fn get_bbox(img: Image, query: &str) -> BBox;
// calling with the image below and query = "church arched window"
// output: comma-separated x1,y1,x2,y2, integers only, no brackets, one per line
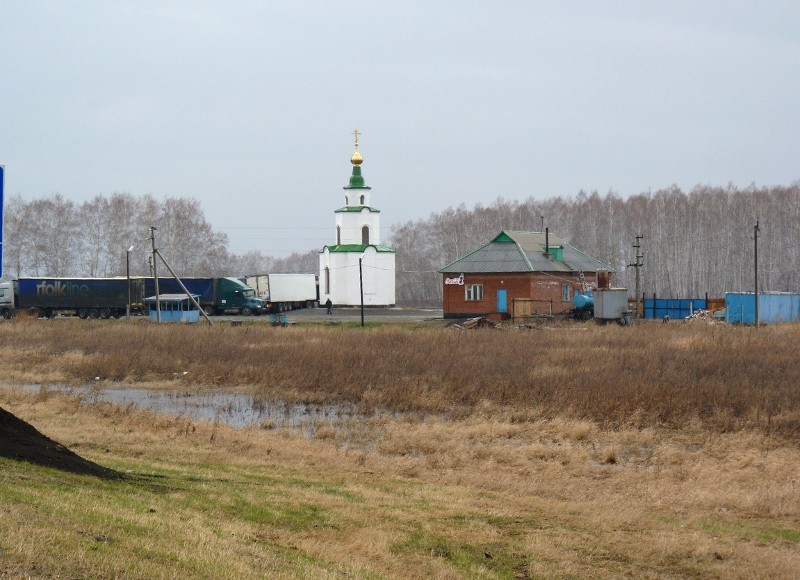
362,226,370,245
360,195,365,205
325,267,330,294
336,226,341,245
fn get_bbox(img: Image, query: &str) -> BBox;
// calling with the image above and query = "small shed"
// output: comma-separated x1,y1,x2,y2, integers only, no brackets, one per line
725,292,800,324
144,294,201,323
439,230,613,319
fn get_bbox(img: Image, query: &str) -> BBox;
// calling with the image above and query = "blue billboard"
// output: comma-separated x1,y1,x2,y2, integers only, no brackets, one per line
0,165,4,277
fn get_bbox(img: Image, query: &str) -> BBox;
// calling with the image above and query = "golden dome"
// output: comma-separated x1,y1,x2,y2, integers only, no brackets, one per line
350,128,363,165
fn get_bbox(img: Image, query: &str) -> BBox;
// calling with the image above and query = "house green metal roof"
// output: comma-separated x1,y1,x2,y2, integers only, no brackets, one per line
438,230,613,274
321,244,395,253
334,206,380,213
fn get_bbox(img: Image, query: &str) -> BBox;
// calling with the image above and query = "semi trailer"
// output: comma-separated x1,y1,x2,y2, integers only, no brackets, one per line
244,274,318,312
0,276,265,318
0,277,145,319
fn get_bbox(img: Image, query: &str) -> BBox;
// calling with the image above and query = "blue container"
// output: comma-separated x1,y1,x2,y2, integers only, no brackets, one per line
573,291,593,310
725,292,800,324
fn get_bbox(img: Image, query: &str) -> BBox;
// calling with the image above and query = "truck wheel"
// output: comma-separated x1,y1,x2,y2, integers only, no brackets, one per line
78,308,89,319
1,310,11,319
100,308,111,319
43,309,54,319
241,306,252,316
89,308,100,319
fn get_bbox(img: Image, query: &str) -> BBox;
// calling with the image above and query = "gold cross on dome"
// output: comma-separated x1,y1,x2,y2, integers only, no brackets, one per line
352,128,360,148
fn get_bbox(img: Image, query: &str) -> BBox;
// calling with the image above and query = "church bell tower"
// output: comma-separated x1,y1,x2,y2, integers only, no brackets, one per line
319,131,396,307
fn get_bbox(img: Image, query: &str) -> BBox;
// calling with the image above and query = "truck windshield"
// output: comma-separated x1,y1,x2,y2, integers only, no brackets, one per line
243,288,256,298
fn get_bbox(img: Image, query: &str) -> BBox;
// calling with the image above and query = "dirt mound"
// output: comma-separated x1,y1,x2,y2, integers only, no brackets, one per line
0,406,119,479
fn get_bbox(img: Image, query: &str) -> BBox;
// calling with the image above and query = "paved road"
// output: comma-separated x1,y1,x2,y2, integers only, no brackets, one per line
37,307,445,325
273,306,444,324
205,307,443,325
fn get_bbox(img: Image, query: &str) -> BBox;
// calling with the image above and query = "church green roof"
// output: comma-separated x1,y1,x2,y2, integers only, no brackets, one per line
344,166,371,190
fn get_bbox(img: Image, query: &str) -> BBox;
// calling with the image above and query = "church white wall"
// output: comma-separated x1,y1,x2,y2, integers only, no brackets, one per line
319,246,395,306
335,208,381,245
344,190,371,207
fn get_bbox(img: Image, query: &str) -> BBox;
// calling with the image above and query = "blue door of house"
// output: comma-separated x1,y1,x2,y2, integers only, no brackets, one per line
497,289,507,313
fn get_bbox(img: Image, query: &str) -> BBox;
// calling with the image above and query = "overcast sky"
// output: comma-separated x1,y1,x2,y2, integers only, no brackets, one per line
2,2,798,256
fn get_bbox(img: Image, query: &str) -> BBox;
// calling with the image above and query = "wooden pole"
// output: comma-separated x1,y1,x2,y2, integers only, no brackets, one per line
150,227,161,324
754,220,760,327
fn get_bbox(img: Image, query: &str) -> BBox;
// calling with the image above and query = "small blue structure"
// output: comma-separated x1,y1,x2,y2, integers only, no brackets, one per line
144,294,201,323
725,292,800,324
269,313,288,326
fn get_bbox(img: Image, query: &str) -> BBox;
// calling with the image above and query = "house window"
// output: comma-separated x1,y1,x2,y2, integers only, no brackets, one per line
562,284,571,301
362,225,370,245
465,284,484,301
325,267,330,294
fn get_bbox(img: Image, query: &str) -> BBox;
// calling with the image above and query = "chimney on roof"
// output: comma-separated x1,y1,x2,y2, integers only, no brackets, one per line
545,228,550,258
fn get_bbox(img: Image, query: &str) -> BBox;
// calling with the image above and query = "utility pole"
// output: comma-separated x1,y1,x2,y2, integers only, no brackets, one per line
149,227,161,323
754,220,760,327
359,255,365,328
126,245,134,322
627,235,643,319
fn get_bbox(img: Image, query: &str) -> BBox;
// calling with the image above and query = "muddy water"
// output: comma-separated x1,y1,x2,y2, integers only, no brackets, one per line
22,384,376,434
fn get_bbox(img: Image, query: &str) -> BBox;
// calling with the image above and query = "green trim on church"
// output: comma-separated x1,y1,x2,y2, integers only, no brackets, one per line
321,244,395,253
335,206,381,213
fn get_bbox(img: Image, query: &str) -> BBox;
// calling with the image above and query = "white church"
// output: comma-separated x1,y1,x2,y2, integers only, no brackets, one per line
319,132,396,307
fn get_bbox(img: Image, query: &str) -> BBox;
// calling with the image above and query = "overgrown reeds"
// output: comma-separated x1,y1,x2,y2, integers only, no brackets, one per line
1,319,799,438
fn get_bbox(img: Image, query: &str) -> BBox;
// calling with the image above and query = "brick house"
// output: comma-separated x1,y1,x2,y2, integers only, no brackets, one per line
439,230,613,319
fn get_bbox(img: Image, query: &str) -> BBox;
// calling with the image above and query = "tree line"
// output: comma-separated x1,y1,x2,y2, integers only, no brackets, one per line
1,193,318,280
4,184,799,306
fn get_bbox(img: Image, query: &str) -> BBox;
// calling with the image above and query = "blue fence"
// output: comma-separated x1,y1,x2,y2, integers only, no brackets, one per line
643,298,707,320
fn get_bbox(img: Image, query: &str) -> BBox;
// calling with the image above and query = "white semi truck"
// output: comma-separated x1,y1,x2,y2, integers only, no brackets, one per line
244,274,318,313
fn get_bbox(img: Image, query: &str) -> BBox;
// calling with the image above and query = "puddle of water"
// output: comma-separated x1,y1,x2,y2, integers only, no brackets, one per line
19,384,381,435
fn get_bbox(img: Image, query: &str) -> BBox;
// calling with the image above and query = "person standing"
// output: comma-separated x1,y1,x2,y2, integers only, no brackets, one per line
325,298,333,315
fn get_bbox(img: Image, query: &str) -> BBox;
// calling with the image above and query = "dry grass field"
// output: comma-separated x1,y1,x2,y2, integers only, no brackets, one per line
1,318,799,578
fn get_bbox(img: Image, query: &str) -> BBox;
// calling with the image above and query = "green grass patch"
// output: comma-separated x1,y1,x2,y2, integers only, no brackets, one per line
390,528,527,578
702,520,800,543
